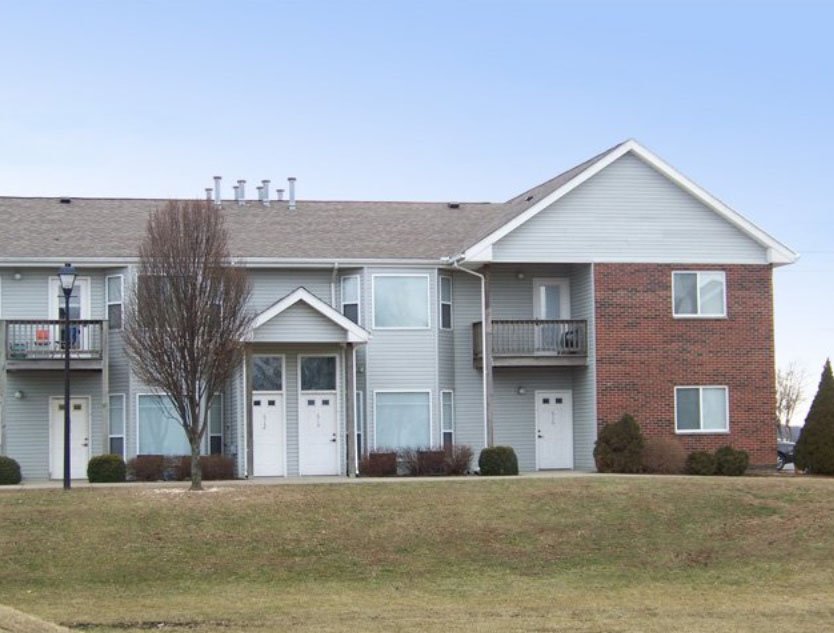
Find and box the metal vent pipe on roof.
[237,179,246,204]
[233,185,240,203]
[262,180,271,206]
[288,177,296,211]
[213,176,222,207]
[205,188,213,202]
[276,188,284,201]
[256,185,264,202]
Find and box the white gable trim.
[463,140,798,265]
[249,287,371,343]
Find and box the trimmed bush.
[593,414,645,473]
[128,455,166,481]
[795,359,834,475]
[641,436,686,474]
[174,455,236,481]
[478,446,519,476]
[87,454,127,483]
[685,451,717,476]
[444,444,474,476]
[715,446,749,476]
[359,451,397,477]
[0,456,22,485]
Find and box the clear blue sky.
[1,0,831,420]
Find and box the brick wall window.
[672,271,726,317]
[675,386,729,433]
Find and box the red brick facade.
[594,263,775,466]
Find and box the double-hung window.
[441,390,454,449]
[439,276,453,330]
[208,395,223,455]
[341,275,360,324]
[675,386,729,433]
[673,271,726,317]
[373,275,430,329]
[106,275,124,330]
[108,394,125,457]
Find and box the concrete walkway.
[1,469,595,491]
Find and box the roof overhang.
[461,139,798,266]
[247,287,371,344]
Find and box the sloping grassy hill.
[1,476,832,632]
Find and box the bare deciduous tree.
[777,362,806,441]
[124,200,251,490]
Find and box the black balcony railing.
[473,319,587,361]
[6,320,104,361]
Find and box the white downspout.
[331,262,340,307]
[449,256,489,448]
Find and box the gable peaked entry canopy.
[247,287,371,344]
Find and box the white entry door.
[299,394,339,475]
[536,391,573,470]
[252,392,285,477]
[49,397,90,480]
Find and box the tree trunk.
[190,437,203,491]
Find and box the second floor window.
[106,275,123,330]
[439,276,453,330]
[673,271,726,317]
[341,275,360,324]
[373,274,429,329]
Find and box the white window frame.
[48,276,92,320]
[340,275,361,324]
[440,389,454,447]
[208,393,223,455]
[672,271,727,319]
[674,386,730,434]
[373,389,433,450]
[106,274,124,331]
[355,390,365,456]
[108,393,126,458]
[532,277,571,319]
[371,273,431,330]
[439,276,453,330]
[135,392,222,455]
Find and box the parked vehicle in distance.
[777,440,796,471]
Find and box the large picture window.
[673,271,726,317]
[373,275,430,329]
[138,395,190,455]
[675,386,729,433]
[375,391,431,449]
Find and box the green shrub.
[359,451,397,477]
[685,451,717,476]
[593,414,644,473]
[128,455,166,481]
[0,456,22,485]
[641,436,686,474]
[795,359,834,475]
[87,454,126,483]
[444,445,474,476]
[715,446,749,476]
[174,455,236,481]
[478,446,519,476]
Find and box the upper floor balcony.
[4,320,106,370]
[473,319,588,368]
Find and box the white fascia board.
[249,286,371,343]
[461,139,798,266]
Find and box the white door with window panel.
[536,391,573,470]
[533,278,570,352]
[252,393,285,476]
[299,356,339,475]
[47,277,92,352]
[49,397,90,480]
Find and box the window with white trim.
[675,386,729,433]
[439,276,453,330]
[208,395,223,455]
[441,390,454,449]
[375,391,431,449]
[138,395,190,455]
[356,390,365,457]
[673,271,726,317]
[341,275,360,324]
[106,275,124,330]
[373,275,429,329]
[108,394,125,457]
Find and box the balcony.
[473,320,588,368]
[4,320,106,370]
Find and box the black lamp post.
[58,263,77,490]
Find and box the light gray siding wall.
[225,361,243,474]
[489,264,573,320]
[104,268,130,456]
[493,153,768,264]
[570,264,596,470]
[451,271,485,454]
[0,268,106,319]
[365,268,438,449]
[5,371,104,479]
[249,269,334,313]
[252,302,347,343]
[493,368,574,472]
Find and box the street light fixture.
[58,262,76,490]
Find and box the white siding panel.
[493,153,768,264]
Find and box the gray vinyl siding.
[570,264,596,470]
[249,269,334,313]
[451,271,485,454]
[493,368,573,472]
[4,371,104,479]
[492,153,768,264]
[252,302,348,343]
[0,268,106,319]
[489,264,574,319]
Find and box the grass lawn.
[1,475,834,632]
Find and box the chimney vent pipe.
[237,179,246,202]
[256,185,264,202]
[213,176,222,207]
[262,179,271,206]
[233,185,240,203]
[276,188,284,201]
[205,188,213,202]
[288,177,296,211]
